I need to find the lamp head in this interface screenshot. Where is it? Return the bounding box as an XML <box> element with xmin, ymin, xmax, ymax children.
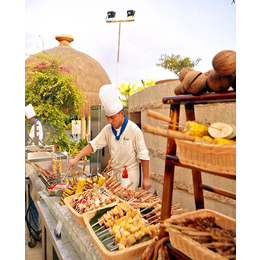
<box><xmin>107</xmin><ymin>11</ymin><xmax>116</xmax><ymax>18</ymax></box>
<box><xmin>127</xmin><ymin>10</ymin><xmax>135</xmax><ymax>17</ymax></box>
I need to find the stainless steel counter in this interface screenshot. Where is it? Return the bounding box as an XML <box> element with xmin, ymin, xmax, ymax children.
<box><xmin>38</xmin><ymin>199</ymin><xmax>82</xmax><ymax>260</ymax></box>
<box><xmin>26</xmin><ymin>164</ymin><xmax>141</xmax><ymax>260</ymax></box>
<box><xmin>26</xmin><ymin>172</ymin><xmax>100</xmax><ymax>260</ymax></box>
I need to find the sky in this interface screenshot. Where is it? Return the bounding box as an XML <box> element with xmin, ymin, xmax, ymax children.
<box><xmin>24</xmin><ymin>0</ymin><xmax>236</xmax><ymax>86</ymax></box>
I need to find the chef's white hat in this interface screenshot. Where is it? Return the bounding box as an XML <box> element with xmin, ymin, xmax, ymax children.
<box><xmin>25</xmin><ymin>104</ymin><xmax>36</xmax><ymax>119</ymax></box>
<box><xmin>99</xmin><ymin>84</ymin><xmax>123</xmax><ymax>117</ymax></box>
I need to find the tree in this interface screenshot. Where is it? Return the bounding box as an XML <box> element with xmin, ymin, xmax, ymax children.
<box><xmin>156</xmin><ymin>54</ymin><xmax>202</xmax><ymax>77</ymax></box>
<box><xmin>118</xmin><ymin>74</ymin><xmax>157</xmax><ymax>105</ymax></box>
<box><xmin>25</xmin><ymin>49</ymin><xmax>86</xmax><ymax>150</ymax></box>
<box><xmin>118</xmin><ymin>82</ymin><xmax>138</xmax><ymax>105</ymax></box>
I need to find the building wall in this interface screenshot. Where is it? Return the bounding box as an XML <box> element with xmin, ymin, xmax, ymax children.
<box><xmin>128</xmin><ymin>80</ymin><xmax>236</xmax><ymax>219</ymax></box>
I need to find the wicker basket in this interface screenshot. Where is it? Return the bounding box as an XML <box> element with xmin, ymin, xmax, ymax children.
<box><xmin>64</xmin><ymin>191</ymin><xmax>119</xmax><ymax>227</ymax></box>
<box><xmin>165</xmin><ymin>209</ymin><xmax>236</xmax><ymax>260</ymax></box>
<box><xmin>175</xmin><ymin>140</ymin><xmax>236</xmax><ymax>175</ymax></box>
<box><xmin>83</xmin><ymin>211</ymin><xmax>154</xmax><ymax>260</ymax></box>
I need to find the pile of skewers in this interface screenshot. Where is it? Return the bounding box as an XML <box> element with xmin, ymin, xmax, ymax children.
<box><xmin>90</xmin><ymin>200</ymin><xmax>162</xmax><ymax>251</ymax></box>
<box><xmin>102</xmin><ymin>172</ymin><xmax>157</xmax><ymax>206</ymax></box>
<box><xmin>69</xmin><ymin>189</ymin><xmax>118</xmax><ymax>214</ymax></box>
<box><xmin>26</xmin><ymin>159</ymin><xmax>58</xmax><ymax>185</ymax></box>
<box><xmin>162</xmin><ymin>216</ymin><xmax>236</xmax><ymax>258</ymax></box>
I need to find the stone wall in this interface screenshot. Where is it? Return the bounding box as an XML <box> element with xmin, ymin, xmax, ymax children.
<box><xmin>128</xmin><ymin>80</ymin><xmax>236</xmax><ymax>219</ymax></box>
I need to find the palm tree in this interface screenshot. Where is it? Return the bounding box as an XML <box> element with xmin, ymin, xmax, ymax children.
<box><xmin>118</xmin><ymin>82</ymin><xmax>138</xmax><ymax>105</ymax></box>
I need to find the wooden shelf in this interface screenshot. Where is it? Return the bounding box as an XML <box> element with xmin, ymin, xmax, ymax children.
<box><xmin>158</xmin><ymin>91</ymin><xmax>236</xmax><ymax>259</ymax></box>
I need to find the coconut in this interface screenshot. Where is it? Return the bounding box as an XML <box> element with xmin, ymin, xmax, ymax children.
<box><xmin>182</xmin><ymin>70</ymin><xmax>207</xmax><ymax>94</ymax></box>
<box><xmin>206</xmin><ymin>69</ymin><xmax>235</xmax><ymax>92</ymax></box>
<box><xmin>212</xmin><ymin>50</ymin><xmax>236</xmax><ymax>76</ymax></box>
<box><xmin>174</xmin><ymin>83</ymin><xmax>183</xmax><ymax>95</ymax></box>
<box><xmin>179</xmin><ymin>67</ymin><xmax>195</xmax><ymax>82</ymax></box>
<box><xmin>203</xmin><ymin>69</ymin><xmax>213</xmax><ymax>77</ymax></box>
<box><xmin>231</xmin><ymin>71</ymin><xmax>236</xmax><ymax>90</ymax></box>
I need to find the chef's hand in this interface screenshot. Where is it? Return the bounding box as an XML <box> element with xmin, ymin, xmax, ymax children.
<box><xmin>66</xmin><ymin>157</ymin><xmax>79</xmax><ymax>171</ymax></box>
<box><xmin>142</xmin><ymin>178</ymin><xmax>152</xmax><ymax>191</ymax></box>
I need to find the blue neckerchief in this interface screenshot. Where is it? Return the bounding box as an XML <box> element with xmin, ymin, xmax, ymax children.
<box><xmin>31</xmin><ymin>119</ymin><xmax>38</xmax><ymax>126</ymax></box>
<box><xmin>111</xmin><ymin>115</ymin><xmax>128</xmax><ymax>140</ymax></box>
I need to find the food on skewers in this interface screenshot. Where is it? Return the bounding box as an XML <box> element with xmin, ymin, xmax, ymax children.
<box><xmin>58</xmin><ymin>160</ymin><xmax>63</xmax><ymax>173</ymax></box>
<box><xmin>91</xmin><ymin>201</ymin><xmax>161</xmax><ymax>251</ymax></box>
<box><xmin>75</xmin><ymin>177</ymin><xmax>85</xmax><ymax>194</ymax></box>
<box><xmin>103</xmin><ymin>175</ymin><xmax>157</xmax><ymax>206</ymax></box>
<box><xmin>68</xmin><ymin>189</ymin><xmax>117</xmax><ymax>214</ymax></box>
<box><xmin>163</xmin><ymin>216</ymin><xmax>236</xmax><ymax>257</ymax></box>
<box><xmin>183</xmin><ymin>121</ymin><xmax>209</xmax><ymax>138</ymax></box>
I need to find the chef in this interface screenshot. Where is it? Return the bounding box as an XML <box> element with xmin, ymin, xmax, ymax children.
<box><xmin>25</xmin><ymin>104</ymin><xmax>44</xmax><ymax>145</ymax></box>
<box><xmin>67</xmin><ymin>84</ymin><xmax>151</xmax><ymax>190</ymax></box>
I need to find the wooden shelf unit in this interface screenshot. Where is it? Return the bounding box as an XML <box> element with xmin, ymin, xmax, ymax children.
<box><xmin>158</xmin><ymin>90</ymin><xmax>236</xmax><ymax>240</ymax></box>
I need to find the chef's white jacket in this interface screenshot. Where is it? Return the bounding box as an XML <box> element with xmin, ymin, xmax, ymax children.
<box><xmin>29</xmin><ymin>119</ymin><xmax>44</xmax><ymax>145</ymax></box>
<box><xmin>89</xmin><ymin>120</ymin><xmax>150</xmax><ymax>189</ymax></box>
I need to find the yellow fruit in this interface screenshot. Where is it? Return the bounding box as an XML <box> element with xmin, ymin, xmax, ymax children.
<box><xmin>133</xmin><ymin>221</ymin><xmax>138</xmax><ymax>227</ymax></box>
<box><xmin>137</xmin><ymin>222</ymin><xmax>143</xmax><ymax>229</ymax></box>
<box><xmin>130</xmin><ymin>226</ymin><xmax>138</xmax><ymax>234</ymax></box>
<box><xmin>132</xmin><ymin>209</ymin><xmax>139</xmax><ymax>216</ymax></box>
<box><xmin>122</xmin><ymin>216</ymin><xmax>128</xmax><ymax>222</ymax></box>
<box><xmin>127</xmin><ymin>218</ymin><xmax>134</xmax><ymax>224</ymax></box>
<box><xmin>123</xmin><ymin>230</ymin><xmax>130</xmax><ymax>237</ymax></box>
<box><xmin>112</xmin><ymin>225</ymin><xmax>120</xmax><ymax>235</ymax></box>
<box><xmin>106</xmin><ymin>212</ymin><xmax>112</xmax><ymax>220</ymax></box>
<box><xmin>98</xmin><ymin>176</ymin><xmax>106</xmax><ymax>185</ymax></box>
<box><xmin>135</xmin><ymin>231</ymin><xmax>143</xmax><ymax>240</ymax></box>
<box><xmin>111</xmin><ymin>208</ymin><xmax>118</xmax><ymax>215</ymax></box>
<box><xmin>142</xmin><ymin>227</ymin><xmax>152</xmax><ymax>236</ymax></box>
<box><xmin>120</xmin><ymin>235</ymin><xmax>126</xmax><ymax>244</ymax></box>
<box><xmin>75</xmin><ymin>178</ymin><xmax>85</xmax><ymax>194</ymax></box>
<box><xmin>127</xmin><ymin>212</ymin><xmax>133</xmax><ymax>218</ymax></box>
<box><xmin>125</xmin><ymin>223</ymin><xmax>131</xmax><ymax>230</ymax></box>
<box><xmin>128</xmin><ymin>234</ymin><xmax>136</xmax><ymax>245</ymax></box>
<box><xmin>115</xmin><ymin>231</ymin><xmax>121</xmax><ymax>241</ymax></box>
<box><xmin>119</xmin><ymin>221</ymin><xmax>126</xmax><ymax>229</ymax></box>
<box><xmin>119</xmin><ymin>244</ymin><xmax>125</xmax><ymax>250</ymax></box>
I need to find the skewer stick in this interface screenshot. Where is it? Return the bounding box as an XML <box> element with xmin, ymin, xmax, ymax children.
<box><xmin>145</xmin><ymin>211</ymin><xmax>161</xmax><ymax>223</ymax></box>
<box><xmin>98</xmin><ymin>230</ymin><xmax>111</xmax><ymax>239</ymax></box>
<box><xmin>94</xmin><ymin>225</ymin><xmax>106</xmax><ymax>233</ymax></box>
<box><xmin>132</xmin><ymin>194</ymin><xmax>154</xmax><ymax>208</ymax></box>
<box><xmin>142</xmin><ymin>123</ymin><xmax>196</xmax><ymax>142</ymax></box>
<box><xmin>148</xmin><ymin>218</ymin><xmax>160</xmax><ymax>225</ymax></box>
<box><xmin>128</xmin><ymin>190</ymin><xmax>148</xmax><ymax>203</ymax></box>
<box><xmin>171</xmin><ymin>203</ymin><xmax>181</xmax><ymax>210</ymax></box>
<box><xmin>202</xmin><ymin>242</ymin><xmax>235</xmax><ymax>248</ymax></box>
<box><xmin>101</xmin><ymin>235</ymin><xmax>114</xmax><ymax>243</ymax></box>
<box><xmin>91</xmin><ymin>222</ymin><xmax>100</xmax><ymax>228</ymax></box>
<box><xmin>116</xmin><ymin>181</ymin><xmax>134</xmax><ymax>196</ymax></box>
<box><xmin>147</xmin><ymin>109</ymin><xmax>222</xmax><ymax>131</ymax></box>
<box><xmin>110</xmin><ymin>245</ymin><xmax>119</xmax><ymax>252</ymax></box>
<box><xmin>96</xmin><ymin>227</ymin><xmax>110</xmax><ymax>236</ymax></box>
<box><xmin>104</xmin><ymin>171</ymin><xmax>118</xmax><ymax>186</ymax></box>
<box><xmin>142</xmin><ymin>205</ymin><xmax>162</xmax><ymax>217</ymax></box>
<box><xmin>140</xmin><ymin>199</ymin><xmax>162</xmax><ymax>213</ymax></box>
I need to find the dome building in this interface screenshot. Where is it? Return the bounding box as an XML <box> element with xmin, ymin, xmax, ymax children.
<box><xmin>25</xmin><ymin>34</ymin><xmax>111</xmax><ymax>138</ymax></box>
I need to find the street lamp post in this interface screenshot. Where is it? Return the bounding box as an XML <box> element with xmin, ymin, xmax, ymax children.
<box><xmin>106</xmin><ymin>10</ymin><xmax>135</xmax><ymax>88</ymax></box>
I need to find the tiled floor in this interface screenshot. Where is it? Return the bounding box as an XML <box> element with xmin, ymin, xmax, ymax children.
<box><xmin>25</xmin><ymin>222</ymin><xmax>42</xmax><ymax>260</ymax></box>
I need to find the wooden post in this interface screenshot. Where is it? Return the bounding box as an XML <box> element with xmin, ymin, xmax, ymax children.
<box><xmin>81</xmin><ymin>113</ymin><xmax>86</xmax><ymax>139</ymax></box>
<box><xmin>159</xmin><ymin>104</ymin><xmax>180</xmax><ymax>239</ymax></box>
